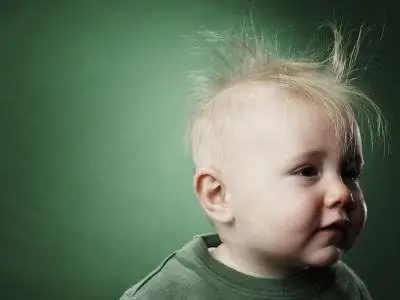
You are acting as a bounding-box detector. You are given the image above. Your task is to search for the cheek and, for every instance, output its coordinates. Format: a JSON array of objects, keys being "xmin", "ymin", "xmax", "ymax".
[
  {"xmin": 231, "ymin": 181, "xmax": 321, "ymax": 233},
  {"xmin": 350, "ymin": 192, "xmax": 367, "ymax": 236},
  {"xmin": 226, "ymin": 167, "xmax": 271, "ymax": 214},
  {"xmin": 227, "ymin": 180, "xmax": 273, "ymax": 231}
]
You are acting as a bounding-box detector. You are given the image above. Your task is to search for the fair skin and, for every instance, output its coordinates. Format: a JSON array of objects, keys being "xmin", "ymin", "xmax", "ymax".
[{"xmin": 194, "ymin": 82, "xmax": 366, "ymax": 278}]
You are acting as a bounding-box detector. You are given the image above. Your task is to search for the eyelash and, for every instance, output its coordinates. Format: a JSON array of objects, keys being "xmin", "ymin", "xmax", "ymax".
[
  {"xmin": 295, "ymin": 164, "xmax": 362, "ymax": 182},
  {"xmin": 296, "ymin": 166, "xmax": 320, "ymax": 179}
]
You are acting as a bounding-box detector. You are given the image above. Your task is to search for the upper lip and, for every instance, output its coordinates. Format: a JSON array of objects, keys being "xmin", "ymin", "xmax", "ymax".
[{"xmin": 321, "ymin": 218, "xmax": 352, "ymax": 232}]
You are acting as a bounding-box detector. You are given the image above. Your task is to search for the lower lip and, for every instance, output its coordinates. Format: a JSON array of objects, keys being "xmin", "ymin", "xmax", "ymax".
[
  {"xmin": 320, "ymin": 228, "xmax": 343, "ymax": 235},
  {"xmin": 318, "ymin": 227, "xmax": 347, "ymax": 244}
]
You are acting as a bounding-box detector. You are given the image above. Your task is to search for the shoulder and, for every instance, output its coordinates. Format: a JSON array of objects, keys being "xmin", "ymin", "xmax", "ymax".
[
  {"xmin": 331, "ymin": 260, "xmax": 372, "ymax": 299},
  {"xmin": 119, "ymin": 252, "xmax": 179, "ymax": 300},
  {"xmin": 119, "ymin": 252, "xmax": 214, "ymax": 300}
]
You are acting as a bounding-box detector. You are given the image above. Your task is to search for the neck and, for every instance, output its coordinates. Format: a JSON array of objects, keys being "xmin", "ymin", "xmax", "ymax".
[{"xmin": 210, "ymin": 242, "xmax": 308, "ymax": 278}]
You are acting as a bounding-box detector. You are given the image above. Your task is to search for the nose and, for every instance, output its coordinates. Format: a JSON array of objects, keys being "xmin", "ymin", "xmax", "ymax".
[{"xmin": 324, "ymin": 177, "xmax": 354, "ymax": 209}]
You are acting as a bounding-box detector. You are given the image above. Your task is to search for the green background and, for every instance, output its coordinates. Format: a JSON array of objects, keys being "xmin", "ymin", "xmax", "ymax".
[{"xmin": 1, "ymin": 1, "xmax": 397, "ymax": 299}]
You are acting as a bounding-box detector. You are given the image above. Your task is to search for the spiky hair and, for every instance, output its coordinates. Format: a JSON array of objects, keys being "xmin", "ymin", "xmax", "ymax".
[{"xmin": 186, "ymin": 22, "xmax": 387, "ymax": 170}]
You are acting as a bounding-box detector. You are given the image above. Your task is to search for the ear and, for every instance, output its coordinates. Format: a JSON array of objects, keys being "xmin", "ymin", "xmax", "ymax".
[{"xmin": 193, "ymin": 168, "xmax": 234, "ymax": 224}]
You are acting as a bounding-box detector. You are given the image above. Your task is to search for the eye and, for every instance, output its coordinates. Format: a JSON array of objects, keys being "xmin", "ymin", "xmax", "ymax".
[
  {"xmin": 295, "ymin": 166, "xmax": 320, "ymax": 178},
  {"xmin": 341, "ymin": 157, "xmax": 363, "ymax": 181},
  {"xmin": 342, "ymin": 165, "xmax": 362, "ymax": 181}
]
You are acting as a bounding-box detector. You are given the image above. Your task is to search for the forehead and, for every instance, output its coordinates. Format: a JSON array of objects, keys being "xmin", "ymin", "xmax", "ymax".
[{"xmin": 220, "ymin": 83, "xmax": 362, "ymax": 161}]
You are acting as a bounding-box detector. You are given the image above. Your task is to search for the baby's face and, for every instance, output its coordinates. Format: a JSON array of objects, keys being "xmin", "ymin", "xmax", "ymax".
[{"xmin": 222, "ymin": 92, "xmax": 366, "ymax": 268}]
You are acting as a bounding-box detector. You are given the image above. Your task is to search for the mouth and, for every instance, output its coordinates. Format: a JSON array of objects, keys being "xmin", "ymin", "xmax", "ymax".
[
  {"xmin": 318, "ymin": 221, "xmax": 351, "ymax": 247},
  {"xmin": 322, "ymin": 223, "xmax": 350, "ymax": 233}
]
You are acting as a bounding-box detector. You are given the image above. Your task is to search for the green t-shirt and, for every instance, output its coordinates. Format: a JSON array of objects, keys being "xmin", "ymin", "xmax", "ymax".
[{"xmin": 120, "ymin": 233, "xmax": 372, "ymax": 299}]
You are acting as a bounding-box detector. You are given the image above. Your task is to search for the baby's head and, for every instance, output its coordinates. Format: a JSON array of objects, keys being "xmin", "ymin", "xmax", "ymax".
[{"xmin": 186, "ymin": 24, "xmax": 386, "ymax": 276}]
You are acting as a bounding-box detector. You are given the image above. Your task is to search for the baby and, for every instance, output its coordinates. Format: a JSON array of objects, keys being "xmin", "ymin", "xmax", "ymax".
[{"xmin": 120, "ymin": 23, "xmax": 385, "ymax": 299}]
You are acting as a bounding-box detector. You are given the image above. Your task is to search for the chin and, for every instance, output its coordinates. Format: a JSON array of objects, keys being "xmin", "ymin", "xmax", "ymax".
[{"xmin": 307, "ymin": 246, "xmax": 344, "ymax": 267}]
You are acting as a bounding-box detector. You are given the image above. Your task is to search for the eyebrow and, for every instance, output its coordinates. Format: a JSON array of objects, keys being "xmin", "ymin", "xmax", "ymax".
[
  {"xmin": 286, "ymin": 149, "xmax": 364, "ymax": 167},
  {"xmin": 287, "ymin": 150, "xmax": 327, "ymax": 165}
]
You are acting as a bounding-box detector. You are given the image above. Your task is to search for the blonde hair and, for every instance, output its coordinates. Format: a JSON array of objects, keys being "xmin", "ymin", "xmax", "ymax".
[{"xmin": 186, "ymin": 22, "xmax": 387, "ymax": 171}]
